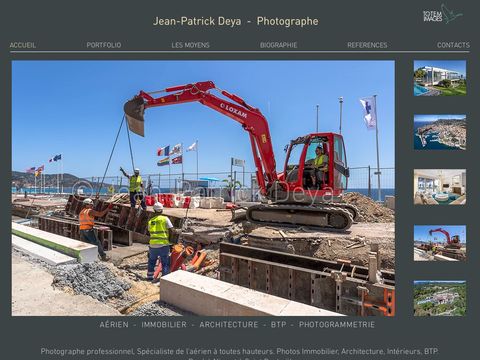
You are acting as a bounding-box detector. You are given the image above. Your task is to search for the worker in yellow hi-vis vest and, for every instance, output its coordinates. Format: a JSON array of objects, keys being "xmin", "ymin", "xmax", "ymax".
[
  {"xmin": 120, "ymin": 166, "xmax": 146, "ymax": 210},
  {"xmin": 312, "ymin": 145, "xmax": 329, "ymax": 188},
  {"xmin": 147, "ymin": 202, "xmax": 175, "ymax": 281}
]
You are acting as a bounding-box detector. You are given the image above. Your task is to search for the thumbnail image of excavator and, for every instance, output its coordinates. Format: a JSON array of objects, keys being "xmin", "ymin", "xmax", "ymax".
[
  {"xmin": 428, "ymin": 228, "xmax": 462, "ymax": 249},
  {"xmin": 124, "ymin": 81, "xmax": 359, "ymax": 231}
]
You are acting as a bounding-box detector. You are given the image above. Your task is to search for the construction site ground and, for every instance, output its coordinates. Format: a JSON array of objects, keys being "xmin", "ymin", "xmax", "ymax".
[{"xmin": 11, "ymin": 192, "xmax": 395, "ymax": 316}]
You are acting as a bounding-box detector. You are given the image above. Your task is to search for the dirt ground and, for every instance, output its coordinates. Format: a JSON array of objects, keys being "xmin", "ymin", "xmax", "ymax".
[
  {"xmin": 11, "ymin": 191, "xmax": 395, "ymax": 315},
  {"xmin": 12, "ymin": 252, "xmax": 120, "ymax": 316}
]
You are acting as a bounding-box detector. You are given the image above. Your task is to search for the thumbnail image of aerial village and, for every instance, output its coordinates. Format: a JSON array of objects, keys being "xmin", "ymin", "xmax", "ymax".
[
  {"xmin": 414, "ymin": 281, "xmax": 466, "ymax": 317},
  {"xmin": 413, "ymin": 60, "xmax": 467, "ymax": 96},
  {"xmin": 414, "ymin": 115, "xmax": 466, "ymax": 151},
  {"xmin": 413, "ymin": 225, "xmax": 466, "ymax": 261}
]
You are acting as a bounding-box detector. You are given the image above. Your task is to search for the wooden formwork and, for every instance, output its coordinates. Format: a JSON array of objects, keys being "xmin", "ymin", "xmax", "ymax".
[
  {"xmin": 64, "ymin": 194, "xmax": 183, "ymax": 240},
  {"xmin": 37, "ymin": 216, "xmax": 113, "ymax": 251},
  {"xmin": 219, "ymin": 243, "xmax": 395, "ymax": 316},
  {"xmin": 66, "ymin": 195, "xmax": 153, "ymax": 235}
]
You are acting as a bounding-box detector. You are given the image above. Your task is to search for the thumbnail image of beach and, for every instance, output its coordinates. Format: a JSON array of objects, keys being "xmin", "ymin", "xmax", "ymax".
[
  {"xmin": 414, "ymin": 115, "xmax": 466, "ymax": 150},
  {"xmin": 413, "ymin": 60, "xmax": 467, "ymax": 96}
]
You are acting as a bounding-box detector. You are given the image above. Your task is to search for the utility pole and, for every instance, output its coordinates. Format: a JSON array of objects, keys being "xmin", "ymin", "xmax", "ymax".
[
  {"xmin": 373, "ymin": 95, "xmax": 382, "ymax": 202},
  {"xmin": 316, "ymin": 104, "xmax": 319, "ymax": 132},
  {"xmin": 339, "ymin": 97, "xmax": 344, "ymax": 134}
]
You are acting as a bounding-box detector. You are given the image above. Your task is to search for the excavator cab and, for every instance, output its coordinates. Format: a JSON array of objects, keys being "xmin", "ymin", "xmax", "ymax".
[{"xmin": 283, "ymin": 133, "xmax": 349, "ymax": 197}]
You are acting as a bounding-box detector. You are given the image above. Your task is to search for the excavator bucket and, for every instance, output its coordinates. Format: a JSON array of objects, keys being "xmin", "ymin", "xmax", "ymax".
[{"xmin": 124, "ymin": 97, "xmax": 145, "ymax": 137}]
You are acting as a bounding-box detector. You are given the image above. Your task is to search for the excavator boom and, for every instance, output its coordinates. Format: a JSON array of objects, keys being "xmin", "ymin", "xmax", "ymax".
[{"xmin": 124, "ymin": 81, "xmax": 276, "ymax": 195}]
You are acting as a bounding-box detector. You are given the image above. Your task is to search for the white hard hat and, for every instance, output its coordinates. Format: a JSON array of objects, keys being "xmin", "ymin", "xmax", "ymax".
[
  {"xmin": 134, "ymin": 168, "xmax": 140, "ymax": 172},
  {"xmin": 83, "ymin": 198, "xmax": 93, "ymax": 205},
  {"xmin": 153, "ymin": 202, "xmax": 164, "ymax": 212}
]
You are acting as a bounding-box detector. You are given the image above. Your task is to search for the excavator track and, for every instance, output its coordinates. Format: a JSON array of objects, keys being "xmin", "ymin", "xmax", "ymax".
[
  {"xmin": 321, "ymin": 202, "xmax": 360, "ymax": 222},
  {"xmin": 246, "ymin": 203, "xmax": 354, "ymax": 231}
]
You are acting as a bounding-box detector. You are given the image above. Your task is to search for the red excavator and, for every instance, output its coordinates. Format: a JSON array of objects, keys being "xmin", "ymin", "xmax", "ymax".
[
  {"xmin": 428, "ymin": 228, "xmax": 461, "ymax": 249},
  {"xmin": 124, "ymin": 81, "xmax": 359, "ymax": 231}
]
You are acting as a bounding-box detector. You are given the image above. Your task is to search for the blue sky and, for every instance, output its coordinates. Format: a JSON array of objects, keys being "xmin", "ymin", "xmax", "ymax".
[
  {"xmin": 414, "ymin": 114, "xmax": 466, "ymax": 122},
  {"xmin": 12, "ymin": 61, "xmax": 394, "ymax": 178},
  {"xmin": 414, "ymin": 225, "xmax": 466, "ymax": 243},
  {"xmin": 413, "ymin": 60, "xmax": 467, "ymax": 77}
]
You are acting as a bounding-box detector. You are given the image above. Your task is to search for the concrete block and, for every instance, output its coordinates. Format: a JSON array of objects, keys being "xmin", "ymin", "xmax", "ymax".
[
  {"xmin": 434, "ymin": 254, "xmax": 458, "ymax": 261},
  {"xmin": 160, "ymin": 270, "xmax": 343, "ymax": 316},
  {"xmin": 385, "ymin": 196, "xmax": 395, "ymax": 210},
  {"xmin": 12, "ymin": 235, "xmax": 77, "ymax": 266},
  {"xmin": 11, "ymin": 222, "xmax": 98, "ymax": 263}
]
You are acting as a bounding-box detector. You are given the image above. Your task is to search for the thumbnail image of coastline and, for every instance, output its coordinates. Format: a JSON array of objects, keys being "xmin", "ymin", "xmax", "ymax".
[{"xmin": 414, "ymin": 115, "xmax": 466, "ymax": 150}]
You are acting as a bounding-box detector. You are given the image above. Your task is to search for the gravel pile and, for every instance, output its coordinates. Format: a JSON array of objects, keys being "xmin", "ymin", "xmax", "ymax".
[
  {"xmin": 129, "ymin": 301, "xmax": 187, "ymax": 316},
  {"xmin": 52, "ymin": 263, "xmax": 131, "ymax": 302},
  {"xmin": 343, "ymin": 192, "xmax": 394, "ymax": 223}
]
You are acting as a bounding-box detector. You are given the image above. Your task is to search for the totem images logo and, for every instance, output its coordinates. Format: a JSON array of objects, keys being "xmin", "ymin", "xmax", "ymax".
[{"xmin": 423, "ymin": 4, "xmax": 463, "ymax": 24}]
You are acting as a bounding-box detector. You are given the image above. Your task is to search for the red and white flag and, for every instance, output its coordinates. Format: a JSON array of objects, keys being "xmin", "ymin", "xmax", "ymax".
[
  {"xmin": 171, "ymin": 155, "xmax": 183, "ymax": 164},
  {"xmin": 170, "ymin": 143, "xmax": 182, "ymax": 155}
]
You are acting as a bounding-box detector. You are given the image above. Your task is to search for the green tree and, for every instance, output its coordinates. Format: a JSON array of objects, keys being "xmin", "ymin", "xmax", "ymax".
[{"xmin": 414, "ymin": 68, "xmax": 426, "ymax": 79}]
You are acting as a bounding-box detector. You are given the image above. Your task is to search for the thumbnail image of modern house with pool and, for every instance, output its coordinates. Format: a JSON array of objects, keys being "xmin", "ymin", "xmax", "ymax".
[
  {"xmin": 414, "ymin": 115, "xmax": 466, "ymax": 150},
  {"xmin": 413, "ymin": 60, "xmax": 466, "ymax": 96},
  {"xmin": 414, "ymin": 281, "xmax": 466, "ymax": 317},
  {"xmin": 414, "ymin": 169, "xmax": 466, "ymax": 205},
  {"xmin": 414, "ymin": 225, "xmax": 466, "ymax": 262}
]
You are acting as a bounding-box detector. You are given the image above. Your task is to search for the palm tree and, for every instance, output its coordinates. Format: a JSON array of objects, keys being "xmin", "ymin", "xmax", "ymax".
[{"xmin": 222, "ymin": 176, "xmax": 242, "ymax": 201}]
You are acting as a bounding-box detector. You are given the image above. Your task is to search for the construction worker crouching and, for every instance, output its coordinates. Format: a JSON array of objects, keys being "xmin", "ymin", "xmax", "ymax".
[
  {"xmin": 147, "ymin": 202, "xmax": 175, "ymax": 281},
  {"xmin": 120, "ymin": 166, "xmax": 146, "ymax": 210},
  {"xmin": 79, "ymin": 198, "xmax": 113, "ymax": 261}
]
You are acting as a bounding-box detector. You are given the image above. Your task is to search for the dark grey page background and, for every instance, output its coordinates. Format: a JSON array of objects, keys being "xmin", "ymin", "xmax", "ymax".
[{"xmin": 1, "ymin": 0, "xmax": 477, "ymax": 358}]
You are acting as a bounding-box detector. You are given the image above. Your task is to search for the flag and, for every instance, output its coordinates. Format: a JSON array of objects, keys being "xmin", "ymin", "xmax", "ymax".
[
  {"xmin": 34, "ymin": 165, "xmax": 44, "ymax": 177},
  {"xmin": 157, "ymin": 157, "xmax": 170, "ymax": 167},
  {"xmin": 26, "ymin": 167, "xmax": 36, "ymax": 173},
  {"xmin": 157, "ymin": 145, "xmax": 170, "ymax": 156},
  {"xmin": 359, "ymin": 97, "xmax": 377, "ymax": 129},
  {"xmin": 49, "ymin": 154, "xmax": 62, "ymax": 162},
  {"xmin": 231, "ymin": 158, "xmax": 245, "ymax": 167},
  {"xmin": 187, "ymin": 141, "xmax": 197, "ymax": 152},
  {"xmin": 171, "ymin": 155, "xmax": 183, "ymax": 164},
  {"xmin": 170, "ymin": 143, "xmax": 182, "ymax": 155}
]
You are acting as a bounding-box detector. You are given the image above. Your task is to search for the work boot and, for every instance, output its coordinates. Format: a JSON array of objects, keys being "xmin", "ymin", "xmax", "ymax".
[{"xmin": 100, "ymin": 255, "xmax": 110, "ymax": 262}]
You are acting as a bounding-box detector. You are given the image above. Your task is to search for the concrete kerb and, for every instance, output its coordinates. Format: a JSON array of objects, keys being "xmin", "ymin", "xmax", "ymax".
[
  {"xmin": 11, "ymin": 222, "xmax": 98, "ymax": 263},
  {"xmin": 160, "ymin": 270, "xmax": 344, "ymax": 316}
]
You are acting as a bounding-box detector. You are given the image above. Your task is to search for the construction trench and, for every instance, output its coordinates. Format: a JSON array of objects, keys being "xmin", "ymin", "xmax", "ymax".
[{"xmin": 11, "ymin": 192, "xmax": 396, "ymax": 316}]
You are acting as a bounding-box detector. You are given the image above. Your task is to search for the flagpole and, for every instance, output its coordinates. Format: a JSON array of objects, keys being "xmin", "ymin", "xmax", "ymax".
[
  {"xmin": 339, "ymin": 97, "xmax": 344, "ymax": 134},
  {"xmin": 34, "ymin": 174, "xmax": 37, "ymax": 194},
  {"xmin": 196, "ymin": 140, "xmax": 199, "ymax": 182},
  {"xmin": 373, "ymin": 95, "xmax": 381, "ymax": 202},
  {"xmin": 168, "ymin": 161, "xmax": 171, "ymax": 193},
  {"xmin": 181, "ymin": 143, "xmax": 184, "ymax": 192},
  {"xmin": 61, "ymin": 154, "xmax": 64, "ymax": 194},
  {"xmin": 57, "ymin": 159, "xmax": 60, "ymax": 194}
]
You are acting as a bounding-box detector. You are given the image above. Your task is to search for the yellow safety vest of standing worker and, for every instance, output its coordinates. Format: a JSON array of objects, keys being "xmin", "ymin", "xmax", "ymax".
[
  {"xmin": 129, "ymin": 175, "xmax": 142, "ymax": 192},
  {"xmin": 148, "ymin": 215, "xmax": 170, "ymax": 246}
]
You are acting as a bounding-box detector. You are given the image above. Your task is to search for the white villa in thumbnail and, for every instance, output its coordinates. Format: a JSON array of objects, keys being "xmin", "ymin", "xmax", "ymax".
[{"xmin": 417, "ymin": 66, "xmax": 463, "ymax": 86}]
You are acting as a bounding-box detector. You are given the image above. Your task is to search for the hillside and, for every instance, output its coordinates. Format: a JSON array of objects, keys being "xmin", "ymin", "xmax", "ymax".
[{"xmin": 11, "ymin": 171, "xmax": 83, "ymax": 189}]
